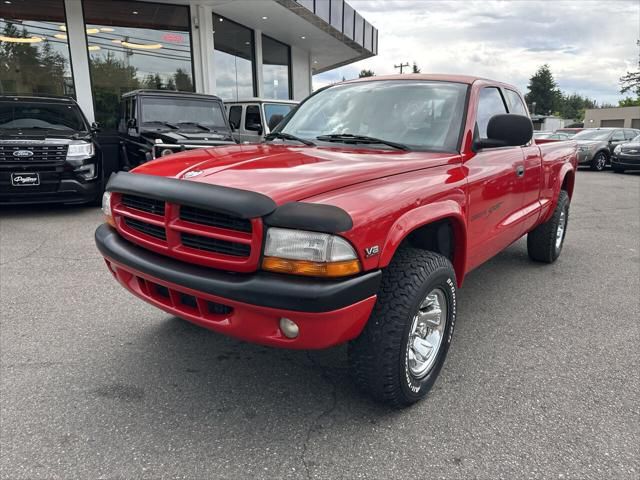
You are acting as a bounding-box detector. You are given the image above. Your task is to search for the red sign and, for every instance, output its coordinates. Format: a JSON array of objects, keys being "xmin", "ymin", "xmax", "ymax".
[{"xmin": 162, "ymin": 33, "xmax": 184, "ymax": 43}]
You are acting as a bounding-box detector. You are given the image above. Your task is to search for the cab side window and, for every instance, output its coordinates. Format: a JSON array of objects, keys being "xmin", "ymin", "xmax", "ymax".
[
  {"xmin": 504, "ymin": 89, "xmax": 528, "ymax": 116},
  {"xmin": 476, "ymin": 87, "xmax": 508, "ymax": 138},
  {"xmin": 228, "ymin": 106, "xmax": 242, "ymax": 130},
  {"xmin": 611, "ymin": 130, "xmax": 625, "ymax": 142},
  {"xmin": 245, "ymin": 105, "xmax": 262, "ymax": 133}
]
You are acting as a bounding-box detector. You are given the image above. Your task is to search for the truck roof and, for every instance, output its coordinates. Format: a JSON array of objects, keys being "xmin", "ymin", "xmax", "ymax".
[
  {"xmin": 224, "ymin": 99, "xmax": 299, "ymax": 105},
  {"xmin": 344, "ymin": 73, "xmax": 518, "ymax": 90},
  {"xmin": 0, "ymin": 95, "xmax": 78, "ymax": 104},
  {"xmin": 121, "ymin": 89, "xmax": 223, "ymax": 101}
]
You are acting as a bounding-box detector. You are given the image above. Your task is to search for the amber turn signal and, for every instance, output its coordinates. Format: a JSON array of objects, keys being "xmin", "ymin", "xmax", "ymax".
[{"xmin": 262, "ymin": 256, "xmax": 361, "ymax": 278}]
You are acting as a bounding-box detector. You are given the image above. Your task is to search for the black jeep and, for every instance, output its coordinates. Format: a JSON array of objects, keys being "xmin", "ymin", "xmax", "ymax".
[
  {"xmin": 118, "ymin": 90, "xmax": 236, "ymax": 168},
  {"xmin": 0, "ymin": 96, "xmax": 103, "ymax": 205}
]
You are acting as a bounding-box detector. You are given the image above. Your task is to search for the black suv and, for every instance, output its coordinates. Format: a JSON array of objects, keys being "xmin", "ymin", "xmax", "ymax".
[
  {"xmin": 0, "ymin": 96, "xmax": 103, "ymax": 205},
  {"xmin": 119, "ymin": 90, "xmax": 236, "ymax": 168}
]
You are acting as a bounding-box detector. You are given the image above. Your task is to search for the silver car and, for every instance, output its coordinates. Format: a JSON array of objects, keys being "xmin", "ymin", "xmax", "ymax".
[{"xmin": 573, "ymin": 128, "xmax": 640, "ymax": 171}]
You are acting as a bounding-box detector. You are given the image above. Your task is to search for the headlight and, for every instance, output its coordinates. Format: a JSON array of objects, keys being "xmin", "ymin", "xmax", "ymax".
[
  {"xmin": 102, "ymin": 191, "xmax": 115, "ymax": 227},
  {"xmin": 614, "ymin": 145, "xmax": 622, "ymax": 154},
  {"xmin": 262, "ymin": 227, "xmax": 361, "ymax": 277},
  {"xmin": 66, "ymin": 141, "xmax": 94, "ymax": 161},
  {"xmin": 578, "ymin": 145, "xmax": 591, "ymax": 152},
  {"xmin": 161, "ymin": 148, "xmax": 174, "ymax": 157}
]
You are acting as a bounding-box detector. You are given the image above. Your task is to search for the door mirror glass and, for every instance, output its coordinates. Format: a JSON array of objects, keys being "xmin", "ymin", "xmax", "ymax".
[
  {"xmin": 91, "ymin": 121, "xmax": 100, "ymax": 133},
  {"xmin": 474, "ymin": 114, "xmax": 533, "ymax": 150},
  {"xmin": 246, "ymin": 123, "xmax": 263, "ymax": 135}
]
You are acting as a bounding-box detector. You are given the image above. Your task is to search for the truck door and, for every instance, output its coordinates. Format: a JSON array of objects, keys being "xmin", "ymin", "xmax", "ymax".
[
  {"xmin": 243, "ymin": 104, "xmax": 263, "ymax": 143},
  {"xmin": 465, "ymin": 86, "xmax": 526, "ymax": 270},
  {"xmin": 228, "ymin": 105, "xmax": 242, "ymax": 143},
  {"xmin": 503, "ymin": 88, "xmax": 543, "ymax": 235}
]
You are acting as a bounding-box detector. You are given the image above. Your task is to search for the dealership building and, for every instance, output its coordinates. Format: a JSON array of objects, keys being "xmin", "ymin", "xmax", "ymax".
[{"xmin": 0, "ymin": 0, "xmax": 378, "ymax": 130}]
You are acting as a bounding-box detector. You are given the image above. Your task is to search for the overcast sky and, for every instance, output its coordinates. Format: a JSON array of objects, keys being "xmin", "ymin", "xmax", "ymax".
[{"xmin": 313, "ymin": 0, "xmax": 640, "ymax": 105}]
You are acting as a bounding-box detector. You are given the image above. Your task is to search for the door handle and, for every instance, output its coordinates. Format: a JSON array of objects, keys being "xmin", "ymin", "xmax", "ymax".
[{"xmin": 515, "ymin": 165, "xmax": 525, "ymax": 177}]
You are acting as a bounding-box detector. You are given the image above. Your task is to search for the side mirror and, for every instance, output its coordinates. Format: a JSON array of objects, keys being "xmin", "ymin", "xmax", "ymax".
[
  {"xmin": 91, "ymin": 121, "xmax": 100, "ymax": 133},
  {"xmin": 127, "ymin": 118, "xmax": 137, "ymax": 129},
  {"xmin": 474, "ymin": 114, "xmax": 533, "ymax": 150},
  {"xmin": 246, "ymin": 123, "xmax": 263, "ymax": 135}
]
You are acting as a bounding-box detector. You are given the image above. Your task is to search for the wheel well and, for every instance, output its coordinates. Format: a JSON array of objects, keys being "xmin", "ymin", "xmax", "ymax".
[
  {"xmin": 405, "ymin": 218, "xmax": 455, "ymax": 263},
  {"xmin": 561, "ymin": 170, "xmax": 575, "ymax": 198}
]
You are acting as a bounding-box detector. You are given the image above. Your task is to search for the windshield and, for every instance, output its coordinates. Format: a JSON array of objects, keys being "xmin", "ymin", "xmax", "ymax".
[
  {"xmin": 632, "ymin": 135, "xmax": 640, "ymax": 143},
  {"xmin": 573, "ymin": 129, "xmax": 613, "ymax": 140},
  {"xmin": 141, "ymin": 97, "xmax": 228, "ymax": 130},
  {"xmin": 533, "ymin": 132, "xmax": 552, "ymax": 139},
  {"xmin": 279, "ymin": 80, "xmax": 468, "ymax": 151},
  {"xmin": 0, "ymin": 102, "xmax": 87, "ymax": 132}
]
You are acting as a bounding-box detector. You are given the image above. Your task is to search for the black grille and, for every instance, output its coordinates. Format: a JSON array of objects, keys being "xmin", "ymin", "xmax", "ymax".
[
  {"xmin": 181, "ymin": 232, "xmax": 250, "ymax": 257},
  {"xmin": 122, "ymin": 194, "xmax": 165, "ymax": 216},
  {"xmin": 0, "ymin": 144, "xmax": 68, "ymax": 163},
  {"xmin": 180, "ymin": 205, "xmax": 252, "ymax": 233},
  {"xmin": 207, "ymin": 301, "xmax": 233, "ymax": 315},
  {"xmin": 125, "ymin": 217, "xmax": 166, "ymax": 240}
]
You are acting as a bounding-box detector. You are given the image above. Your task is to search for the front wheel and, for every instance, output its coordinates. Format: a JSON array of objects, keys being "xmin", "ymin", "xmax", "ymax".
[
  {"xmin": 590, "ymin": 151, "xmax": 607, "ymax": 171},
  {"xmin": 527, "ymin": 190, "xmax": 569, "ymax": 263},
  {"xmin": 349, "ymin": 247, "xmax": 457, "ymax": 407}
]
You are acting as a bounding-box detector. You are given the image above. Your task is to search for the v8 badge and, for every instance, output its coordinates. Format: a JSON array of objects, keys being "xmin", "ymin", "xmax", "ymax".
[{"xmin": 364, "ymin": 245, "xmax": 380, "ymax": 258}]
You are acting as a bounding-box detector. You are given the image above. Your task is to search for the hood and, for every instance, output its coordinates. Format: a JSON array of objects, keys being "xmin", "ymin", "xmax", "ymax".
[
  {"xmin": 132, "ymin": 144, "xmax": 459, "ymax": 205},
  {"xmin": 0, "ymin": 131, "xmax": 89, "ymax": 141},
  {"xmin": 621, "ymin": 142, "xmax": 640, "ymax": 148},
  {"xmin": 576, "ymin": 139, "xmax": 605, "ymax": 147},
  {"xmin": 142, "ymin": 129, "xmax": 233, "ymax": 145}
]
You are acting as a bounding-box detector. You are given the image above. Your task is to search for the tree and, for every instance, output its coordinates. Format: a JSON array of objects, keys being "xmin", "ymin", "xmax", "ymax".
[
  {"xmin": 412, "ymin": 62, "xmax": 421, "ymax": 74},
  {"xmin": 525, "ymin": 64, "xmax": 562, "ymax": 115},
  {"xmin": 557, "ymin": 93, "xmax": 597, "ymax": 121},
  {"xmin": 358, "ymin": 69, "xmax": 375, "ymax": 78},
  {"xmin": 173, "ymin": 68, "xmax": 193, "ymax": 91},
  {"xmin": 619, "ymin": 39, "xmax": 640, "ymax": 99},
  {"xmin": 619, "ymin": 97, "xmax": 640, "ymax": 107}
]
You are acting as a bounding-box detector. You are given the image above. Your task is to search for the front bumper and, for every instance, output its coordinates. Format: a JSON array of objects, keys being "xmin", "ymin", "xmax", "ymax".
[
  {"xmin": 95, "ymin": 224, "xmax": 380, "ymax": 349},
  {"xmin": 0, "ymin": 177, "xmax": 99, "ymax": 205},
  {"xmin": 577, "ymin": 149, "xmax": 594, "ymax": 165},
  {"xmin": 612, "ymin": 154, "xmax": 640, "ymax": 169}
]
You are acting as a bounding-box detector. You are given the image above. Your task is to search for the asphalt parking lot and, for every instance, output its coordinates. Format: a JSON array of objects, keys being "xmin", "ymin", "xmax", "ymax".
[{"xmin": 1, "ymin": 170, "xmax": 638, "ymax": 480}]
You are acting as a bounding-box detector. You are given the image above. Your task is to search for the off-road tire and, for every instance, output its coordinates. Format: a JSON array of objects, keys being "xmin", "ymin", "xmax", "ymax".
[
  {"xmin": 527, "ymin": 190, "xmax": 569, "ymax": 263},
  {"xmin": 590, "ymin": 151, "xmax": 608, "ymax": 171},
  {"xmin": 349, "ymin": 247, "xmax": 457, "ymax": 407}
]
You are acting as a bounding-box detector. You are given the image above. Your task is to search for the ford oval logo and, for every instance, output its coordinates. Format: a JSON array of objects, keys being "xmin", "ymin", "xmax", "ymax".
[{"xmin": 13, "ymin": 150, "xmax": 34, "ymax": 158}]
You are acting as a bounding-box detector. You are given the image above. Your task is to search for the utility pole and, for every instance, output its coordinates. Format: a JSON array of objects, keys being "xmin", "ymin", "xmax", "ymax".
[{"xmin": 394, "ymin": 62, "xmax": 409, "ymax": 74}]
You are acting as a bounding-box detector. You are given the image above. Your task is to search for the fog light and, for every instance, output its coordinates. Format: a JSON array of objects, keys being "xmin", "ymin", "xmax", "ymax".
[
  {"xmin": 279, "ymin": 317, "xmax": 299, "ymax": 339},
  {"xmin": 161, "ymin": 148, "xmax": 174, "ymax": 157}
]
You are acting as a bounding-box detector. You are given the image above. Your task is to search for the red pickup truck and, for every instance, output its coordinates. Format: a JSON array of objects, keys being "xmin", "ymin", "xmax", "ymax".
[{"xmin": 96, "ymin": 74, "xmax": 577, "ymax": 406}]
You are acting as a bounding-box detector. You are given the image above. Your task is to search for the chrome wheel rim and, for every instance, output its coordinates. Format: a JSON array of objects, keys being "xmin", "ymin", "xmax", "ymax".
[
  {"xmin": 407, "ymin": 288, "xmax": 447, "ymax": 378},
  {"xmin": 596, "ymin": 154, "xmax": 605, "ymax": 170},
  {"xmin": 556, "ymin": 209, "xmax": 566, "ymax": 251}
]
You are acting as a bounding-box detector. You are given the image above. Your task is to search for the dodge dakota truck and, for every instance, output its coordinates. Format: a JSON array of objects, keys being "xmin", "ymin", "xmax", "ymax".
[{"xmin": 95, "ymin": 74, "xmax": 578, "ymax": 407}]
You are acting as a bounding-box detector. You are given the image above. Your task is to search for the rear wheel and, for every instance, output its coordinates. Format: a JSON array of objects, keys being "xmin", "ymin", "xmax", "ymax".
[
  {"xmin": 349, "ymin": 247, "xmax": 456, "ymax": 407},
  {"xmin": 590, "ymin": 151, "xmax": 607, "ymax": 171},
  {"xmin": 527, "ymin": 190, "xmax": 569, "ymax": 263}
]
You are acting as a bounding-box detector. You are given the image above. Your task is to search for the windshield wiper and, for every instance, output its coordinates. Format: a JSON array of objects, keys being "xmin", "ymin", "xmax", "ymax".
[
  {"xmin": 145, "ymin": 120, "xmax": 179, "ymax": 130},
  {"xmin": 316, "ymin": 133, "xmax": 410, "ymax": 151},
  {"xmin": 176, "ymin": 121, "xmax": 212, "ymax": 132},
  {"xmin": 265, "ymin": 131, "xmax": 316, "ymax": 146}
]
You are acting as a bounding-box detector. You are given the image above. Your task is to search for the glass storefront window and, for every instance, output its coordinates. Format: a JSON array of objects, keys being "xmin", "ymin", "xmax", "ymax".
[
  {"xmin": 83, "ymin": 0, "xmax": 194, "ymax": 130},
  {"xmin": 0, "ymin": 0, "xmax": 74, "ymax": 96},
  {"xmin": 213, "ymin": 14, "xmax": 255, "ymax": 101},
  {"xmin": 262, "ymin": 35, "xmax": 290, "ymax": 100},
  {"xmin": 343, "ymin": 3, "xmax": 354, "ymax": 39}
]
